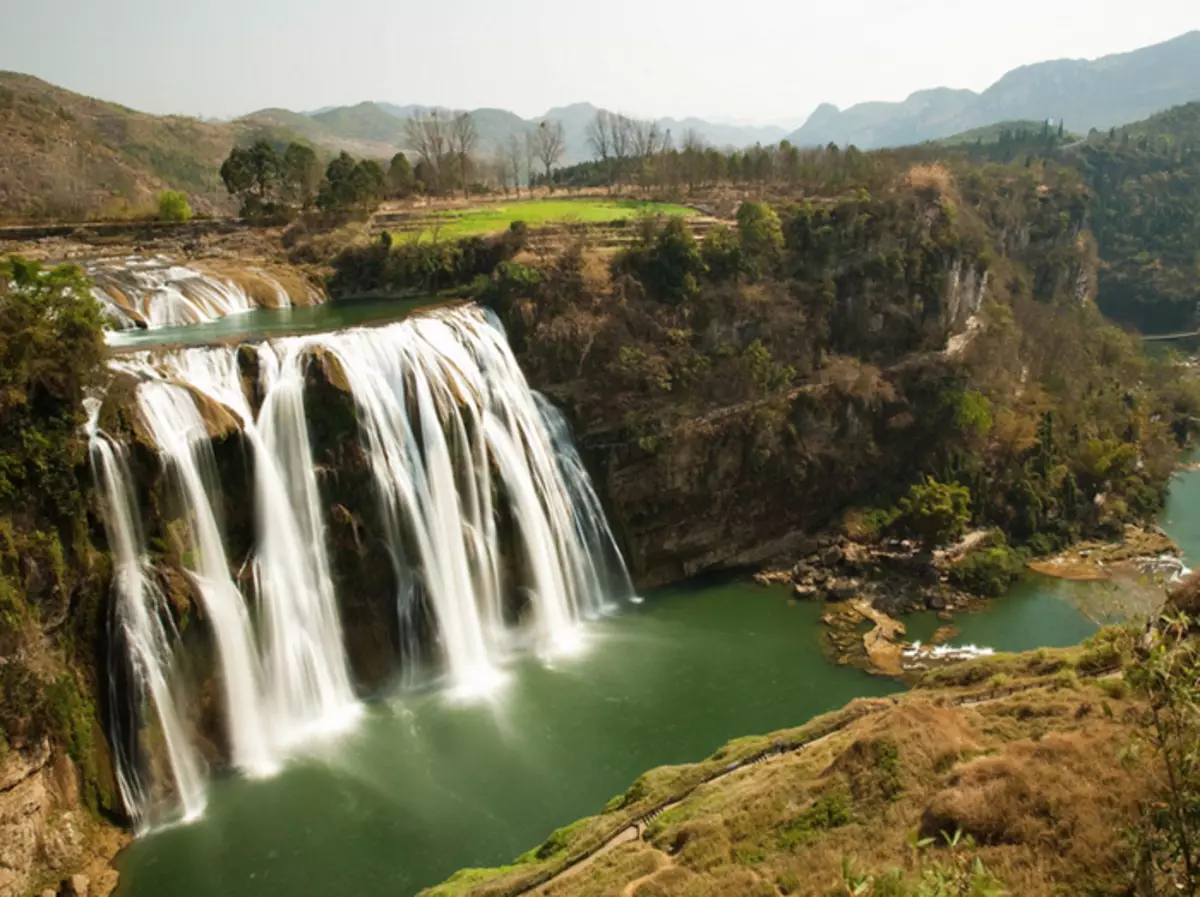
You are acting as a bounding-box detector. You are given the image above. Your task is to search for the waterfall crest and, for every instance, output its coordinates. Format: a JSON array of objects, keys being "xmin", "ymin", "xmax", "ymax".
[
  {"xmin": 90, "ymin": 304, "xmax": 632, "ymax": 827},
  {"xmin": 87, "ymin": 257, "xmax": 322, "ymax": 331}
]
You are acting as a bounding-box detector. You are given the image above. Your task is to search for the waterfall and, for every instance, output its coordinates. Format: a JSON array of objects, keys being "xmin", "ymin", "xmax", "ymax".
[
  {"xmin": 159, "ymin": 346, "xmax": 360, "ymax": 747},
  {"xmin": 86, "ymin": 257, "xmax": 318, "ymax": 331},
  {"xmin": 93, "ymin": 303, "xmax": 632, "ymax": 824},
  {"xmin": 85, "ymin": 400, "xmax": 208, "ymax": 830},
  {"xmin": 136, "ymin": 380, "xmax": 279, "ymax": 776}
]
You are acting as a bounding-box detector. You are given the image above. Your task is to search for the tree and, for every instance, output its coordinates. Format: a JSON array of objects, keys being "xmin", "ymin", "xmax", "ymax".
[
  {"xmin": 586, "ymin": 111, "xmax": 611, "ymax": 164},
  {"xmin": 524, "ymin": 130, "xmax": 538, "ymax": 192},
  {"xmin": 157, "ymin": 190, "xmax": 192, "ymax": 222},
  {"xmin": 736, "ymin": 201, "xmax": 783, "ymax": 273},
  {"xmin": 386, "ymin": 152, "xmax": 414, "ymax": 198},
  {"xmin": 449, "ymin": 112, "xmax": 478, "ymax": 198},
  {"xmin": 317, "ymin": 152, "xmax": 384, "ymax": 216},
  {"xmin": 404, "ymin": 111, "xmax": 449, "ymax": 193},
  {"xmin": 281, "ymin": 142, "xmax": 321, "ymax": 208},
  {"xmin": 220, "ymin": 140, "xmax": 281, "ymax": 219},
  {"xmin": 533, "ymin": 120, "xmax": 566, "ymax": 190},
  {"xmin": 895, "ymin": 477, "xmax": 972, "ymax": 550},
  {"xmin": 505, "ymin": 133, "xmax": 526, "ymax": 198},
  {"xmin": 491, "ymin": 143, "xmax": 512, "ymax": 196},
  {"xmin": 0, "ymin": 257, "xmax": 105, "ymax": 521}
]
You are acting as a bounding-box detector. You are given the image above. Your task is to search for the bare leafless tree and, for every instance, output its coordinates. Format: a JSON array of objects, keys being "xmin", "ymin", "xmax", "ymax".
[
  {"xmin": 449, "ymin": 112, "xmax": 478, "ymax": 198},
  {"xmin": 505, "ymin": 133, "xmax": 526, "ymax": 198},
  {"xmin": 403, "ymin": 110, "xmax": 449, "ymax": 192},
  {"xmin": 586, "ymin": 110, "xmax": 612, "ymax": 162},
  {"xmin": 491, "ymin": 141, "xmax": 511, "ymax": 195},
  {"xmin": 532, "ymin": 120, "xmax": 567, "ymax": 191},
  {"xmin": 608, "ymin": 113, "xmax": 634, "ymax": 187},
  {"xmin": 630, "ymin": 119, "xmax": 664, "ymax": 161},
  {"xmin": 523, "ymin": 130, "xmax": 538, "ymax": 193}
]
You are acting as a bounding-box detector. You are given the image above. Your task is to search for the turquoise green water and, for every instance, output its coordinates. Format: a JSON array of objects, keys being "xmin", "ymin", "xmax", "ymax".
[
  {"xmin": 904, "ymin": 576, "xmax": 1100, "ymax": 649},
  {"xmin": 1162, "ymin": 460, "xmax": 1200, "ymax": 563},
  {"xmin": 106, "ymin": 298, "xmax": 444, "ymax": 350},
  {"xmin": 116, "ymin": 583, "xmax": 900, "ymax": 897}
]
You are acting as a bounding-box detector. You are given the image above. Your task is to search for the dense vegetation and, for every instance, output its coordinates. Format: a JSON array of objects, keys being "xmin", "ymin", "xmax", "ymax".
[
  {"xmin": 468, "ymin": 151, "xmax": 1198, "ymax": 578},
  {"xmin": 1071, "ymin": 103, "xmax": 1200, "ymax": 333},
  {"xmin": 220, "ymin": 140, "xmax": 386, "ymax": 222},
  {"xmin": 0, "ymin": 257, "xmax": 115, "ymax": 814}
]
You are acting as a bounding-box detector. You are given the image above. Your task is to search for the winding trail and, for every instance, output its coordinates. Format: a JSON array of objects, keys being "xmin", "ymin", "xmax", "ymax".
[{"xmin": 514, "ymin": 667, "xmax": 1124, "ymax": 897}]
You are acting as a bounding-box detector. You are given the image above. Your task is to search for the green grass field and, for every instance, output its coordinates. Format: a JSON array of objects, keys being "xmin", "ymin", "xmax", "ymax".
[{"xmin": 395, "ymin": 198, "xmax": 697, "ymax": 242}]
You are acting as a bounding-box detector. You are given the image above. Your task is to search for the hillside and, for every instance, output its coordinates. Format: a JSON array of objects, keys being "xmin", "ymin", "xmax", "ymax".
[
  {"xmin": 1069, "ymin": 101, "xmax": 1200, "ymax": 332},
  {"xmin": 934, "ymin": 119, "xmax": 1080, "ymax": 146},
  {"xmin": 0, "ymin": 71, "xmax": 237, "ymax": 219},
  {"xmin": 789, "ymin": 30, "xmax": 1200, "ymax": 148},
  {"xmin": 419, "ymin": 633, "xmax": 1169, "ymax": 897}
]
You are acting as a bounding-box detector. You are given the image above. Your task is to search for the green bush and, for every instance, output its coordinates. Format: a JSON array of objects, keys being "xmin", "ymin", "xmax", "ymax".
[
  {"xmin": 895, "ymin": 477, "xmax": 972, "ymax": 550},
  {"xmin": 156, "ymin": 190, "xmax": 193, "ymax": 222},
  {"xmin": 949, "ymin": 540, "xmax": 1027, "ymax": 597},
  {"xmin": 613, "ymin": 215, "xmax": 703, "ymax": 304},
  {"xmin": 0, "ymin": 258, "xmax": 105, "ymax": 521}
]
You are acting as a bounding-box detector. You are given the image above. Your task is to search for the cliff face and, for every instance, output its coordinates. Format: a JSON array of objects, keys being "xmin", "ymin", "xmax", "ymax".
[
  {"xmin": 573, "ymin": 356, "xmax": 967, "ymax": 587},
  {"xmin": 0, "ymin": 740, "xmax": 122, "ymax": 897},
  {"xmin": 493, "ymin": 170, "xmax": 1100, "ymax": 589}
]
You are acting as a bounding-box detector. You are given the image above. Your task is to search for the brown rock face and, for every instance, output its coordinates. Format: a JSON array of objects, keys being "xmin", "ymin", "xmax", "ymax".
[{"xmin": 0, "ymin": 740, "xmax": 101, "ymax": 897}]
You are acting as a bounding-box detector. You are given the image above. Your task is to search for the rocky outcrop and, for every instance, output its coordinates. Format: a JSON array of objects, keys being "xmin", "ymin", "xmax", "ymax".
[{"xmin": 0, "ymin": 740, "xmax": 122, "ymax": 897}]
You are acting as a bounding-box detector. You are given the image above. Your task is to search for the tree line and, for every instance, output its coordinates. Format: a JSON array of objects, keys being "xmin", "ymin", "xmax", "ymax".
[
  {"xmin": 220, "ymin": 140, "xmax": 386, "ymax": 222},
  {"xmin": 397, "ymin": 110, "xmax": 567, "ymax": 197}
]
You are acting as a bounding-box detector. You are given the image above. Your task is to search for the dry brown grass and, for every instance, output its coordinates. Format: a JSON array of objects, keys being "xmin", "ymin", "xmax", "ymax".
[
  {"xmin": 432, "ymin": 675, "xmax": 1156, "ymax": 897},
  {"xmin": 904, "ymin": 163, "xmax": 955, "ymax": 199}
]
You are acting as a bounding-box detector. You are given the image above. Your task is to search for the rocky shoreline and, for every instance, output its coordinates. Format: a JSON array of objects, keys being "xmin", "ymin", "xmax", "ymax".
[{"xmin": 755, "ymin": 524, "xmax": 1182, "ymax": 679}]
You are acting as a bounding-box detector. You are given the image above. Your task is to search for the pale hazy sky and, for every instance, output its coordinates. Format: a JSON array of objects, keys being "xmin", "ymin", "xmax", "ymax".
[{"xmin": 1, "ymin": 0, "xmax": 1196, "ymax": 125}]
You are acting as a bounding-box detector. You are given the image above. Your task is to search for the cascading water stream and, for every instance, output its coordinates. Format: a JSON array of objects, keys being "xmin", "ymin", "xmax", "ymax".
[
  {"xmin": 86, "ymin": 257, "xmax": 314, "ymax": 331},
  {"xmin": 161, "ymin": 346, "xmax": 360, "ymax": 747},
  {"xmin": 85, "ymin": 400, "xmax": 207, "ymax": 830},
  {"xmin": 94, "ymin": 302, "xmax": 633, "ymax": 824},
  {"xmin": 137, "ymin": 381, "xmax": 277, "ymax": 777}
]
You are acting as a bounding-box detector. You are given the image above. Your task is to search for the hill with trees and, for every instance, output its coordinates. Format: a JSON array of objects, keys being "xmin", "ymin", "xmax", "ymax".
[
  {"xmin": 788, "ymin": 31, "xmax": 1200, "ymax": 149},
  {"xmin": 1069, "ymin": 102, "xmax": 1200, "ymax": 332},
  {"xmin": 0, "ymin": 75, "xmax": 405, "ymax": 220}
]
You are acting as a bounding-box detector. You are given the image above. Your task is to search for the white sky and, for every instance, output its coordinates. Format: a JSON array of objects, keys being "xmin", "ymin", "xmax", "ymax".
[{"xmin": 0, "ymin": 0, "xmax": 1196, "ymax": 125}]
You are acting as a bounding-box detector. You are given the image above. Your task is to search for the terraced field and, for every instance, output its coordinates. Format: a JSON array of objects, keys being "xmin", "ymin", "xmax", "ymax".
[{"xmin": 375, "ymin": 198, "xmax": 701, "ymax": 243}]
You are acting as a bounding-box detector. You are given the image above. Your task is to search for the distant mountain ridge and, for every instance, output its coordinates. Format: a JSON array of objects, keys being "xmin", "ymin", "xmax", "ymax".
[
  {"xmin": 787, "ymin": 31, "xmax": 1200, "ymax": 148},
  {"xmin": 238, "ymin": 99, "xmax": 791, "ymax": 165}
]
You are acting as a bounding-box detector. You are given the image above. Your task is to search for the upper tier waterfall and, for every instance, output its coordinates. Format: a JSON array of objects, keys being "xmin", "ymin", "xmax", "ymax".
[
  {"xmin": 88, "ymin": 304, "xmax": 632, "ymax": 829},
  {"xmin": 86, "ymin": 256, "xmax": 324, "ymax": 331}
]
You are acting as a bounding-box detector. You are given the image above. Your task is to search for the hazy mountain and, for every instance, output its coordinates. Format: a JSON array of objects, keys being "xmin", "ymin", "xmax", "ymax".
[
  {"xmin": 788, "ymin": 31, "xmax": 1200, "ymax": 148},
  {"xmin": 310, "ymin": 99, "xmax": 788, "ymax": 165}
]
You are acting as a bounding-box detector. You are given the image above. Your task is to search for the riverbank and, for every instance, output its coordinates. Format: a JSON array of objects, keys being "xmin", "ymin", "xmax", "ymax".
[{"xmin": 419, "ymin": 634, "xmax": 1138, "ymax": 897}]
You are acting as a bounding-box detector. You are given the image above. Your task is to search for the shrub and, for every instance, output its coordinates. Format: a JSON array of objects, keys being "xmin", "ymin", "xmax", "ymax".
[
  {"xmin": 949, "ymin": 541, "xmax": 1027, "ymax": 597},
  {"xmin": 613, "ymin": 215, "xmax": 703, "ymax": 304},
  {"xmin": 895, "ymin": 477, "xmax": 972, "ymax": 550},
  {"xmin": 156, "ymin": 189, "xmax": 193, "ymax": 222}
]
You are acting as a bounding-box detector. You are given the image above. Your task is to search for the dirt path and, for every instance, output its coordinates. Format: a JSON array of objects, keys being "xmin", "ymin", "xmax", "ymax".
[{"xmin": 514, "ymin": 670, "xmax": 1123, "ymax": 897}]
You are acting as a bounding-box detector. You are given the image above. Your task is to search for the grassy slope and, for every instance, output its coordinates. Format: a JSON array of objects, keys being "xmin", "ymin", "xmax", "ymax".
[
  {"xmin": 0, "ymin": 71, "xmax": 237, "ymax": 218},
  {"xmin": 420, "ymin": 638, "xmax": 1145, "ymax": 897},
  {"xmin": 934, "ymin": 120, "xmax": 1080, "ymax": 145},
  {"xmin": 0, "ymin": 73, "xmax": 403, "ymax": 221},
  {"xmin": 394, "ymin": 198, "xmax": 697, "ymax": 241}
]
